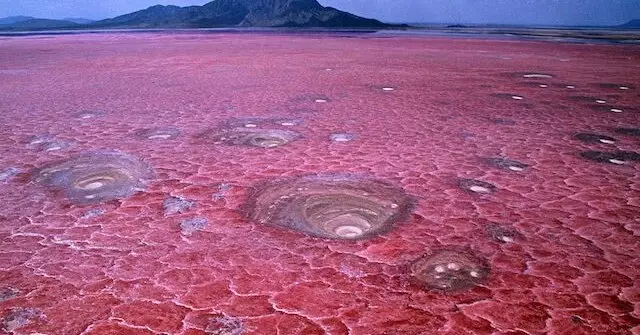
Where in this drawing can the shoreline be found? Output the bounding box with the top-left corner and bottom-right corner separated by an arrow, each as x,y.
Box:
1,26 -> 639,44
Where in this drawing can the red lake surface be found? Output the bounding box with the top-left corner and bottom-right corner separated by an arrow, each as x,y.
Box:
0,32 -> 639,335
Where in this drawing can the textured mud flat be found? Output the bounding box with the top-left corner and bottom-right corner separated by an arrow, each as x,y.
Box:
0,32 -> 639,335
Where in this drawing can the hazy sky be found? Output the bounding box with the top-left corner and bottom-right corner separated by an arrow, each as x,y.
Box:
1,0 -> 638,26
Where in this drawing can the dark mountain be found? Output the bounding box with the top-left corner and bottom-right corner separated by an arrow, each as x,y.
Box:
0,16 -> 36,24
94,0 -> 401,28
0,0 -> 404,31
618,19 -> 640,28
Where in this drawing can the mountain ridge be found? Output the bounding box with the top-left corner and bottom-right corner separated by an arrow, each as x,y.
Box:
618,19 -> 640,28
93,0 -> 400,28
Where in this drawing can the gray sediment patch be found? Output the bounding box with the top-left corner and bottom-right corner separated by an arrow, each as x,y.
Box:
134,127 -> 181,140
163,196 -> 195,215
573,133 -> 617,144
411,247 -> 490,292
180,217 -> 208,236
0,168 -> 20,182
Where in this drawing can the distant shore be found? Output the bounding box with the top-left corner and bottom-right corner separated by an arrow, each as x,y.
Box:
1,26 -> 639,44
410,25 -> 640,43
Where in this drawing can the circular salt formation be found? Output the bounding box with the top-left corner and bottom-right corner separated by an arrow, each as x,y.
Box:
32,151 -> 154,204
411,248 -> 490,292
519,82 -> 548,88
491,93 -> 525,101
522,73 -> 553,79
197,128 -> 301,148
573,133 -> 617,144
330,133 -> 355,143
76,111 -> 104,119
27,134 -> 53,145
508,72 -> 554,80
599,83 -> 634,90
458,179 -> 497,194
25,134 -> 67,152
484,157 -> 529,172
568,95 -> 602,103
580,151 -> 640,164
134,127 -> 181,140
485,224 -> 522,243
278,120 -> 298,126
245,174 -> 414,240
292,94 -> 331,104
223,117 -> 303,129
222,118 -> 266,128
42,141 -> 71,152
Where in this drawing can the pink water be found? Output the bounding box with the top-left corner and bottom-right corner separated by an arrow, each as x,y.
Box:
0,32 -> 639,334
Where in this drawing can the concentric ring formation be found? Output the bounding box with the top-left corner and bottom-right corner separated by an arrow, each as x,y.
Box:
32,151 -> 154,204
197,128 -> 301,148
245,174 -> 414,240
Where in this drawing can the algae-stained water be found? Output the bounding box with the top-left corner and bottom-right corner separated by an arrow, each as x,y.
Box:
0,32 -> 639,334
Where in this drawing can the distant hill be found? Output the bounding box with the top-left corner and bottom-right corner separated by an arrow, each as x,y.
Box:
0,16 -> 36,25
618,19 -> 640,28
93,0 -> 403,28
0,18 -> 79,30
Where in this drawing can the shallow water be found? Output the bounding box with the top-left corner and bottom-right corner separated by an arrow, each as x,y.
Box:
0,32 -> 639,334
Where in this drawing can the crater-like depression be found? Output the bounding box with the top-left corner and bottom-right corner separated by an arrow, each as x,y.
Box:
197,128 -> 301,148
244,174 -> 414,240
411,248 -> 490,292
32,151 -> 154,204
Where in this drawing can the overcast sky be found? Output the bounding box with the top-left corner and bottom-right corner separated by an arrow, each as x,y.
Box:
1,0 -> 638,26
